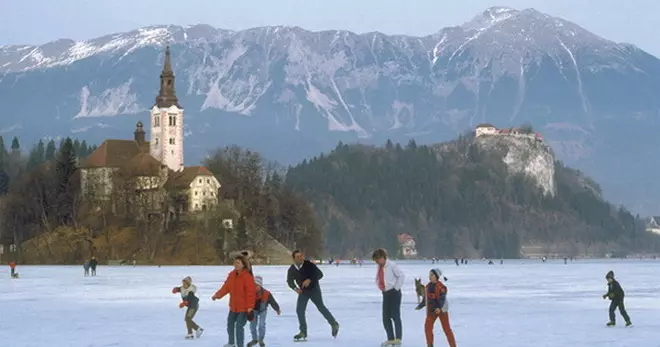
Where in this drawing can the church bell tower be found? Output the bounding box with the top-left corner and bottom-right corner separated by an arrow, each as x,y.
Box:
149,46 -> 184,172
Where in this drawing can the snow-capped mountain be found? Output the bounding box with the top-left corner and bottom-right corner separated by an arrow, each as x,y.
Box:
2,7 -> 660,214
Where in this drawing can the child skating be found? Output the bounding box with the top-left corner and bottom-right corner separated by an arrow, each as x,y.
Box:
172,276 -> 204,339
415,268 -> 456,347
602,270 -> 632,327
247,276 -> 281,347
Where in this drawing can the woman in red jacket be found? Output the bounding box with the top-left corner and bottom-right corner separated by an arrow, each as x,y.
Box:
213,255 -> 256,347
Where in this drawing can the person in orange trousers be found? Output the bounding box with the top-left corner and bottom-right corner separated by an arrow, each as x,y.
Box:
415,268 -> 456,347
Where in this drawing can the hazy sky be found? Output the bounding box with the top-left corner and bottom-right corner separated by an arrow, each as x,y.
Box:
2,0 -> 659,56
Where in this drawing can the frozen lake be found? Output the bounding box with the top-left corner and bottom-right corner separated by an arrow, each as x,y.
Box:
2,259 -> 660,347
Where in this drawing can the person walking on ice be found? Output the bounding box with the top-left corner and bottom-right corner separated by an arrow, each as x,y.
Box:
416,268 -> 456,347
602,270 -> 632,327
213,255 -> 256,347
247,276 -> 281,347
89,256 -> 98,276
372,248 -> 405,347
172,276 -> 204,339
286,250 -> 340,341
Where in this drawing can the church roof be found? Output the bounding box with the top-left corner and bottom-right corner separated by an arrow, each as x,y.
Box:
125,152 -> 163,176
166,166 -> 215,189
154,46 -> 181,108
82,139 -> 150,168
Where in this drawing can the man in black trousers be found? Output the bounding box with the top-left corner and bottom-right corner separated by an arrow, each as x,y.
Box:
286,250 -> 339,341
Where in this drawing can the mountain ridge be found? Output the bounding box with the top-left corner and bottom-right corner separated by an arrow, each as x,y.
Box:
1,7 -> 659,215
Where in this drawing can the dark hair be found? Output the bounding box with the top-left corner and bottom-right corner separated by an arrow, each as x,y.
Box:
372,248 -> 388,261
235,255 -> 250,270
291,250 -> 302,259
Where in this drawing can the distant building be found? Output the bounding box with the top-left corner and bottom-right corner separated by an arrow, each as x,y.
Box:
397,233 -> 418,258
475,124 -> 543,142
80,46 -> 220,213
646,216 -> 660,235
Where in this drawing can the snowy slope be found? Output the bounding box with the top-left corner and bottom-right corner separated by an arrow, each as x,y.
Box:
1,7 -> 660,213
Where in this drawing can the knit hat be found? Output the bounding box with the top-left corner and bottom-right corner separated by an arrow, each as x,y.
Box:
254,275 -> 263,287
430,268 -> 448,282
183,276 -> 192,285
605,270 -> 614,279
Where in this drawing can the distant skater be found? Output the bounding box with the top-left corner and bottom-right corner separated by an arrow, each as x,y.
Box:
287,250 -> 339,341
172,276 -> 204,339
602,270 -> 632,327
213,255 -> 256,347
416,268 -> 456,347
90,257 -> 98,276
9,261 -> 17,278
372,248 -> 405,347
83,260 -> 90,276
247,276 -> 281,347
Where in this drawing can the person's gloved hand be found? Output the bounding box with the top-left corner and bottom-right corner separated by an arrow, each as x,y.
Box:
179,301 -> 188,308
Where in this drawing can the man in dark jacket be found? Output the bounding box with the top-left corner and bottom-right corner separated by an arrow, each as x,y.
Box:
89,257 -> 98,276
602,270 -> 632,327
286,250 -> 339,341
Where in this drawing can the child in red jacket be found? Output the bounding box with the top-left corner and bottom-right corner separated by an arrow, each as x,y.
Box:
415,268 -> 456,347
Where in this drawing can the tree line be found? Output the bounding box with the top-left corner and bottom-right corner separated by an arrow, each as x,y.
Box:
285,138 -> 659,258
0,136 -> 323,263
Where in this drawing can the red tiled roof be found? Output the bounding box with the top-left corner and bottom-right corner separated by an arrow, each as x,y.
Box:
397,233 -> 414,244
166,166 -> 216,189
82,139 -> 150,168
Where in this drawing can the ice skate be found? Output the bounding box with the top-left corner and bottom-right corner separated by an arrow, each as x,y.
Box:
380,340 -> 395,347
331,322 -> 339,338
184,334 -> 194,339
258,340 -> 265,347
195,328 -> 204,338
293,332 -> 307,342
625,321 -> 632,327
247,340 -> 258,347
392,339 -> 402,346
223,344 -> 236,347
606,321 -> 615,327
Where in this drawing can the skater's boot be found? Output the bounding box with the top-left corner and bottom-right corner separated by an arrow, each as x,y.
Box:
293,332 -> 307,341
258,340 -> 265,347
195,328 -> 204,338
247,340 -> 258,347
380,340 -> 395,347
625,321 -> 632,327
222,344 -> 236,347
185,334 -> 194,339
606,321 -> 615,327
392,339 -> 402,346
331,322 -> 340,338
427,344 -> 433,347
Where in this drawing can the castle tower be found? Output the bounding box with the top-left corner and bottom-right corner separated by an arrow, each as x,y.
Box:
150,46 -> 184,172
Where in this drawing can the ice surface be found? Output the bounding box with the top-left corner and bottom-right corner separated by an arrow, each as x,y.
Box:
2,260 -> 660,347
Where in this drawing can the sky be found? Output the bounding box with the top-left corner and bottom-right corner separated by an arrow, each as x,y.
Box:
2,0 -> 659,57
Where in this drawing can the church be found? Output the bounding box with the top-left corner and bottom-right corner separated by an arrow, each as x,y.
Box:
80,46 -> 220,213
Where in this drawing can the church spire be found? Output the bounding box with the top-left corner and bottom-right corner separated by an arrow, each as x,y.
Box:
155,46 -> 180,108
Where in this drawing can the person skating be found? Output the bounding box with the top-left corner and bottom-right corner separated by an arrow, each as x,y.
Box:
172,276 -> 204,339
247,276 -> 281,347
83,260 -> 90,276
415,268 -> 456,347
286,250 -> 339,341
9,261 -> 17,278
213,255 -> 256,347
89,257 -> 98,276
602,270 -> 632,327
372,248 -> 405,347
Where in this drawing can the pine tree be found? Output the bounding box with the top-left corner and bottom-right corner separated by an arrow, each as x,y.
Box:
45,140 -> 56,161
0,136 -> 5,167
10,137 -> 20,153
54,138 -> 78,225
236,216 -> 248,250
0,168 -> 9,196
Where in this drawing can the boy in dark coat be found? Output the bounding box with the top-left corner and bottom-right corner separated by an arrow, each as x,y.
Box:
602,270 -> 632,327
286,250 -> 339,341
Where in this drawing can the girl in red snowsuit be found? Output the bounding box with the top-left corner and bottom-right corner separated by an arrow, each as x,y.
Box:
415,268 -> 456,347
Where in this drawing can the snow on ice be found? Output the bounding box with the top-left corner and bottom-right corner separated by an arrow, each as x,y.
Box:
2,260 -> 660,346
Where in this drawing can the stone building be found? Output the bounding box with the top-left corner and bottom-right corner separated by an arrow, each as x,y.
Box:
80,46 -> 220,213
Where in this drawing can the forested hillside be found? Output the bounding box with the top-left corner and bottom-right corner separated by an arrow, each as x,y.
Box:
285,138 -> 659,258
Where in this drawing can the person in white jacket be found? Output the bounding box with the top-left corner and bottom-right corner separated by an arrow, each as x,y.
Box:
372,248 -> 405,347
